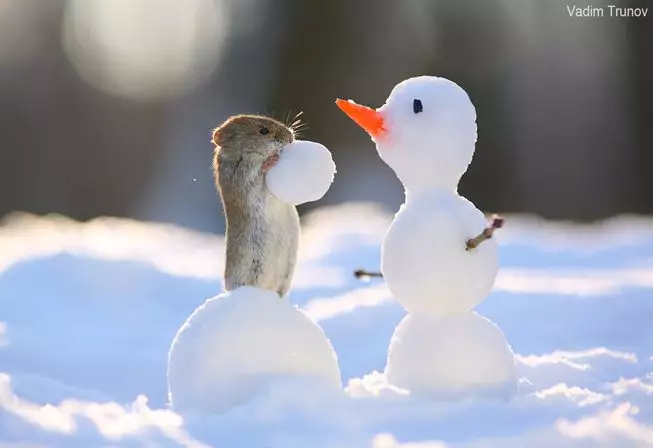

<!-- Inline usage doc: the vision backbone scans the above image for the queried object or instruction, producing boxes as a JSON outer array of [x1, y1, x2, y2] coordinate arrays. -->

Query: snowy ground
[[0, 203, 652, 447]]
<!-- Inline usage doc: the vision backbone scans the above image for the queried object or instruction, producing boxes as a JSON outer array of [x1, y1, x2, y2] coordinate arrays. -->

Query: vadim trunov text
[[567, 4, 649, 18]]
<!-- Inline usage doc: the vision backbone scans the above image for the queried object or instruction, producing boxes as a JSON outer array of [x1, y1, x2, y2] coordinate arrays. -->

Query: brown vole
[[212, 114, 299, 297]]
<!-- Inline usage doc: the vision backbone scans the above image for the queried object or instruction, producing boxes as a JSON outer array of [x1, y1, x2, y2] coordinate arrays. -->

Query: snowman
[[337, 76, 516, 399], [167, 137, 342, 415]]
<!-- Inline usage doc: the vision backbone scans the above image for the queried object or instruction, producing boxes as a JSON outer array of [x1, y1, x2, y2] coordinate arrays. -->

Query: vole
[[212, 114, 299, 297]]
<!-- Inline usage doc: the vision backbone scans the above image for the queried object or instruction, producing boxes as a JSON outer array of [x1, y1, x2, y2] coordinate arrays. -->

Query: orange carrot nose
[[335, 99, 387, 138]]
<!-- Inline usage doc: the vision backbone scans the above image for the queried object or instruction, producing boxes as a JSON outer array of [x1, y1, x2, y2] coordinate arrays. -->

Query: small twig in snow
[[466, 215, 504, 251]]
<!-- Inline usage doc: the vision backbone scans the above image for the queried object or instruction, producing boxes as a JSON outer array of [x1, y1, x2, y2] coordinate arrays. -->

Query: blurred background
[[0, 0, 651, 233]]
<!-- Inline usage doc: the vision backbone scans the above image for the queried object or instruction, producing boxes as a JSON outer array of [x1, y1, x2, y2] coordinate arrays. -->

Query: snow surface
[[382, 189, 499, 316], [167, 286, 341, 414], [265, 140, 336, 205], [0, 205, 652, 447]]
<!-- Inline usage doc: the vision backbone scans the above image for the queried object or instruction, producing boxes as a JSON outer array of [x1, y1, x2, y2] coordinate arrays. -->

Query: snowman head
[[337, 76, 478, 192]]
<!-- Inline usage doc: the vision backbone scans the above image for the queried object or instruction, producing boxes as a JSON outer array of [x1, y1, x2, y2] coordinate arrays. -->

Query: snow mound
[[385, 312, 517, 399], [167, 286, 342, 414], [382, 189, 499, 315], [266, 140, 336, 205]]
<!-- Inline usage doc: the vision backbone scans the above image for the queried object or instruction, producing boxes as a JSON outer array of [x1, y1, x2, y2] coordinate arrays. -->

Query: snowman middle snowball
[[383, 189, 499, 315]]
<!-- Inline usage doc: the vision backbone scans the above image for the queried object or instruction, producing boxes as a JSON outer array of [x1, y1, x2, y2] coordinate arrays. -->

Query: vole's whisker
[[289, 114, 308, 136]]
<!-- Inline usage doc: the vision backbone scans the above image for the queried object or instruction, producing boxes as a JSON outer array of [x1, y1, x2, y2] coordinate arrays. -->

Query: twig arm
[[353, 269, 384, 279], [466, 215, 504, 251]]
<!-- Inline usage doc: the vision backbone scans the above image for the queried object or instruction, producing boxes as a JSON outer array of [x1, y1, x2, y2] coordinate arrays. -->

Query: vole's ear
[[211, 127, 221, 147]]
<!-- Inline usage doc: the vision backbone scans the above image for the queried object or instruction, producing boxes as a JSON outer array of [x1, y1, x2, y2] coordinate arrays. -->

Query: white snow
[[0, 322, 7, 349], [1, 206, 652, 447], [167, 286, 341, 414], [265, 140, 336, 205], [385, 312, 516, 400], [382, 189, 499, 316]]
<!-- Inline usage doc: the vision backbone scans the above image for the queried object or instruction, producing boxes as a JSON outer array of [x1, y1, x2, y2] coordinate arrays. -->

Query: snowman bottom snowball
[[385, 312, 517, 400], [167, 286, 342, 414], [265, 140, 336, 206]]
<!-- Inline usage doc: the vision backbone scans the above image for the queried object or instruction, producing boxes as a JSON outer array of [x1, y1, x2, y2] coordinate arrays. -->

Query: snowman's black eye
[[259, 127, 270, 135], [413, 99, 423, 114]]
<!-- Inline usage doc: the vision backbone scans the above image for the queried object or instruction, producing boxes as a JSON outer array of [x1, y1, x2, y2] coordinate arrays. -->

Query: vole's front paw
[[261, 152, 280, 174]]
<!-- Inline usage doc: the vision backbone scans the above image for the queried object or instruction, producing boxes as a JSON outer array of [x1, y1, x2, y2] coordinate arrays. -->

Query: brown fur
[[212, 115, 299, 297]]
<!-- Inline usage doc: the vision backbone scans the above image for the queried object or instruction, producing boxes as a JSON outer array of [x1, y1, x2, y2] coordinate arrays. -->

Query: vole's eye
[[413, 99, 423, 114], [259, 127, 270, 135]]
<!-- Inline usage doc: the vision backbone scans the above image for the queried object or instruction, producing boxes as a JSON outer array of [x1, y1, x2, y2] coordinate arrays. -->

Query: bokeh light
[[62, 0, 229, 100]]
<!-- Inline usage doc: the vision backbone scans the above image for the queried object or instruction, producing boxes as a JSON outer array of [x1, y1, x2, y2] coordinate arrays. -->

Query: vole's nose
[[276, 129, 294, 145]]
